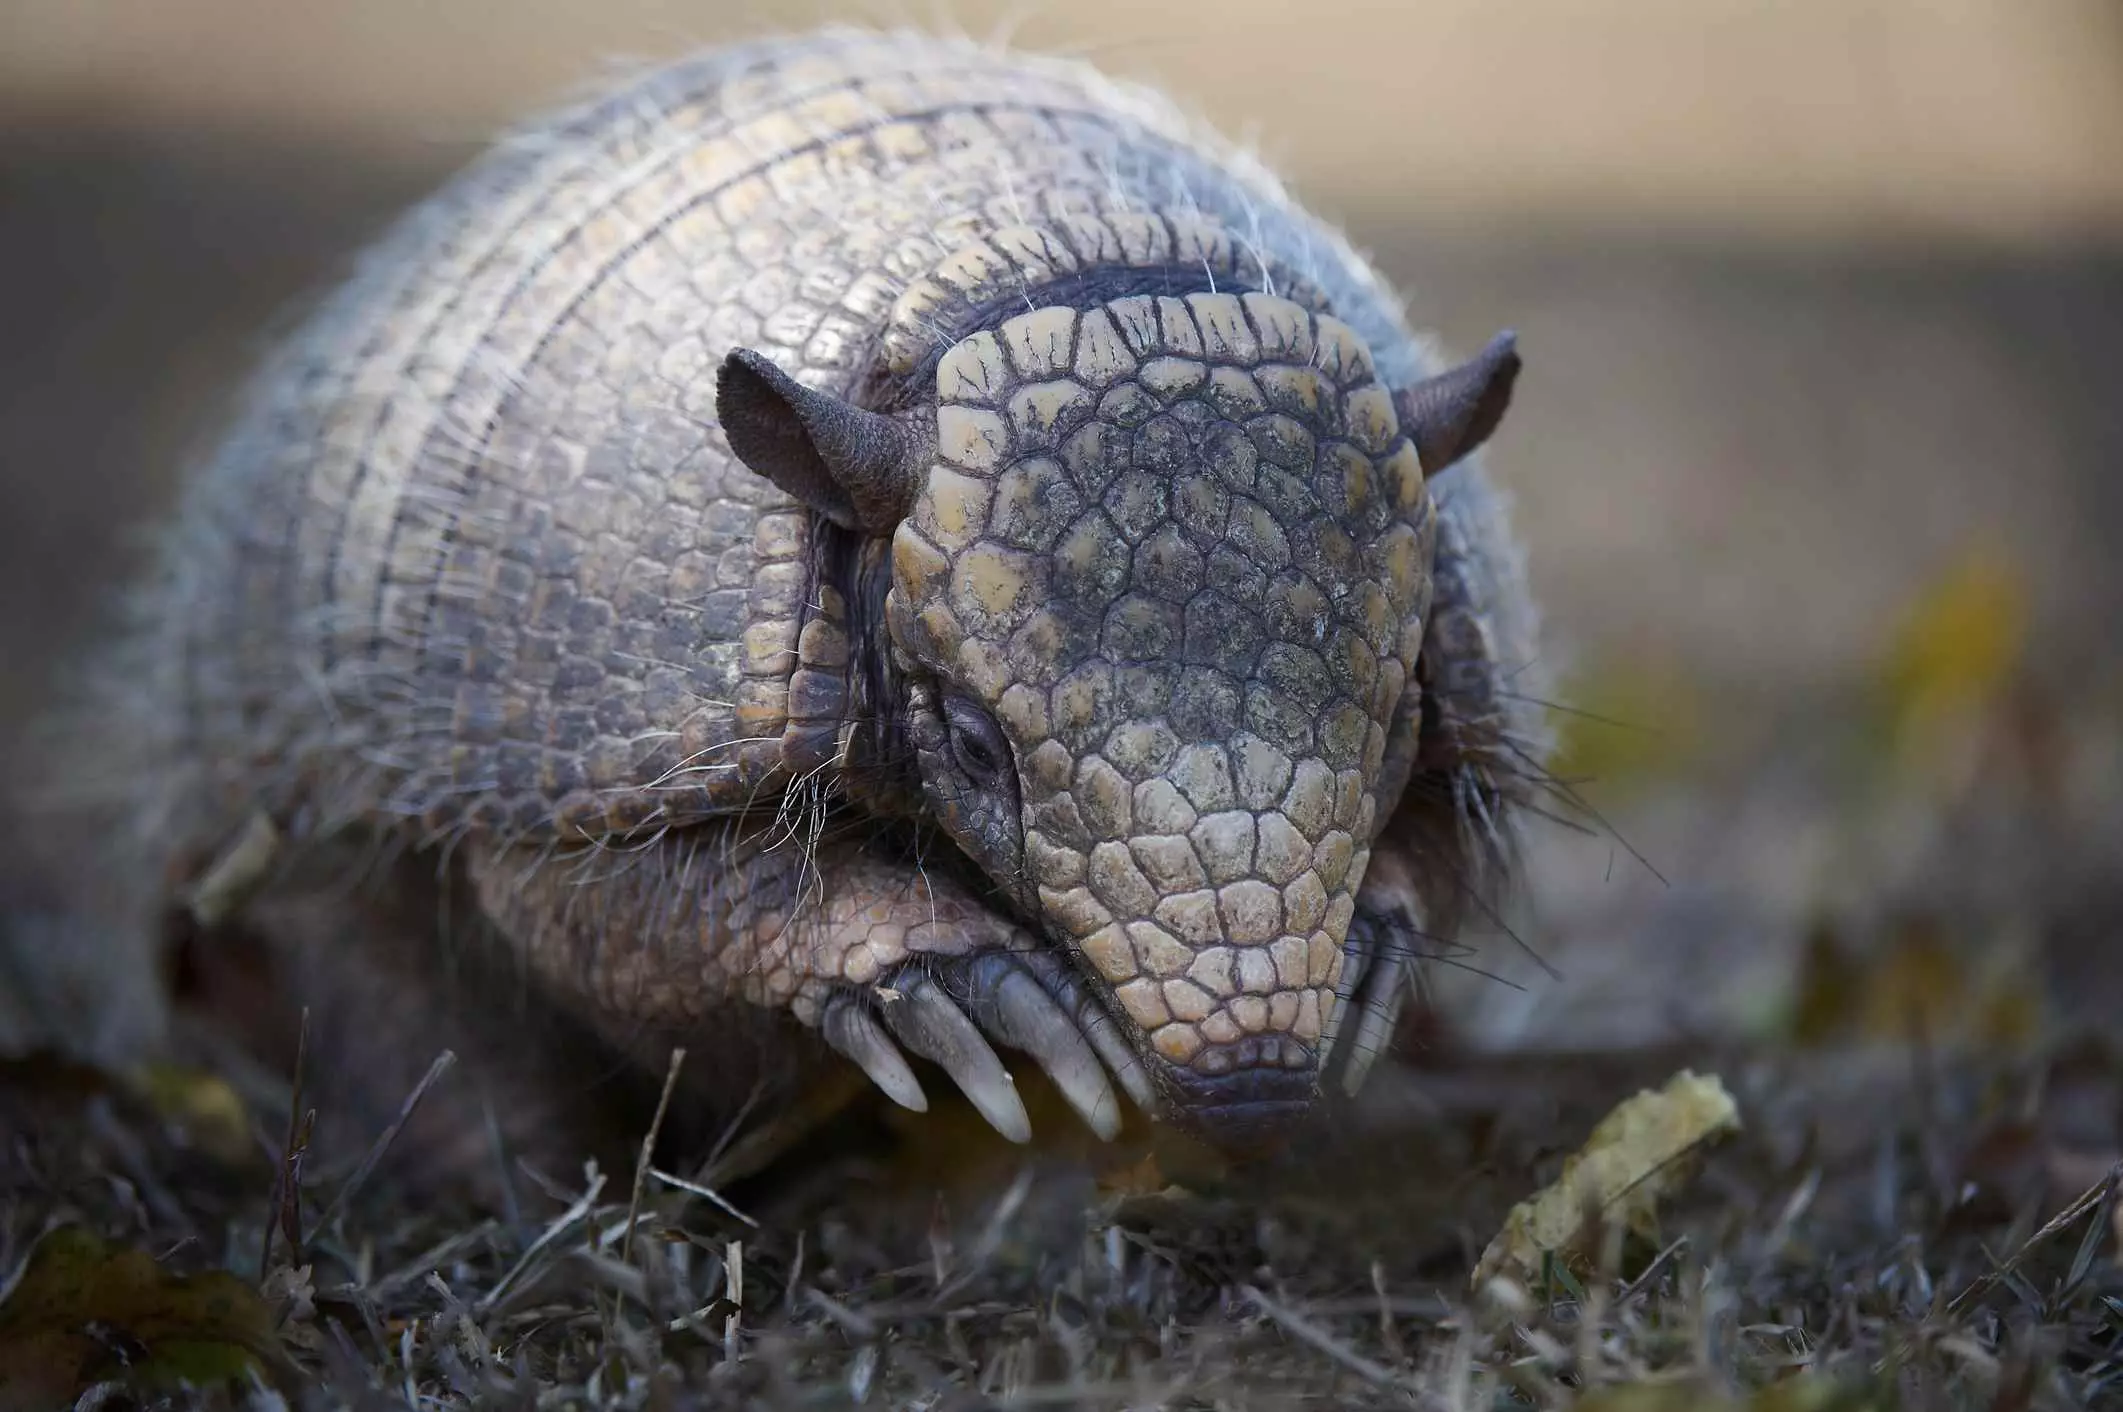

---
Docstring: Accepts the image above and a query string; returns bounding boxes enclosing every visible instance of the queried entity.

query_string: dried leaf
[261,1262,315,1324]
[1473,1070,1740,1289]
[0,1224,295,1410]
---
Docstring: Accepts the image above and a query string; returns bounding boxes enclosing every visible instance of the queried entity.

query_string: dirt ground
[3,6,2122,1406]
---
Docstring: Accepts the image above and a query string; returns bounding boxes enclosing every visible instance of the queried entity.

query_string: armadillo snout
[1158,1056,1318,1151]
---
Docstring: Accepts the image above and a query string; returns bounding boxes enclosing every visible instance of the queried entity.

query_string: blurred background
[2,0,2119,1060]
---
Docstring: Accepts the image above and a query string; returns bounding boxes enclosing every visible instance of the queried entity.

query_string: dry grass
[7,1001,2122,1408]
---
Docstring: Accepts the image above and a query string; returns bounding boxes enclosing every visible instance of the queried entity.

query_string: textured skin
[889,296,1434,1067]
[56,28,1548,1172]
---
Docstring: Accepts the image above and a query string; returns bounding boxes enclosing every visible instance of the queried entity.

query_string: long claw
[879,972,1032,1143]
[822,996,927,1113]
[963,956,1123,1140]
[1017,950,1157,1116]
[1340,952,1410,1097]
[1319,921,1376,1066]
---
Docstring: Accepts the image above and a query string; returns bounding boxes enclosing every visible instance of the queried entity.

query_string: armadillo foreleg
[464,827,1143,1143]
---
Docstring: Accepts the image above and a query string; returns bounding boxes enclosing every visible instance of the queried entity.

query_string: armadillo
[50,28,1548,1184]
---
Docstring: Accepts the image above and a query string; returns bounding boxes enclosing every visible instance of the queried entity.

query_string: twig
[314,1050,456,1236]
[724,1238,744,1363]
[1616,1235,1691,1306]
[696,1065,868,1189]
[363,1221,502,1300]
[481,1098,522,1233]
[1371,1261,1405,1359]
[1241,1284,1414,1393]
[478,1167,607,1313]
[261,1007,312,1281]
[186,811,281,928]
[650,1166,759,1229]
[803,1287,879,1340]
[1947,1162,2122,1316]
[622,1046,687,1266]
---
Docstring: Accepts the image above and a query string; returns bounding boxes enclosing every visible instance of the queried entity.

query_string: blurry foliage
[1545,652,1709,799]
[1576,1375,1887,1412]
[1788,914,2046,1054]
[1780,545,2051,1052]
[0,1051,262,1174]
[1879,545,2027,732]
[1549,543,2033,804]
[132,1061,258,1170]
[1542,544,2060,1060]
[1869,544,2032,792]
[0,1225,292,1409]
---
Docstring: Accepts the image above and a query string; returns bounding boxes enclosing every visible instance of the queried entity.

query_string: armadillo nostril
[1157,1047,1320,1153]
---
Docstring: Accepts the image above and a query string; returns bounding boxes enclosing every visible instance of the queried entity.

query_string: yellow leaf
[0,1225,294,1410]
[1473,1071,1740,1289]
[1877,546,2027,767]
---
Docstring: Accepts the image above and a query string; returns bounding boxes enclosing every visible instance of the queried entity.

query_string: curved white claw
[1015,949,1157,1117]
[822,996,927,1114]
[1321,909,1418,1095]
[1318,925,1374,1067]
[975,959,1123,1140]
[878,972,1033,1143]
[822,948,1155,1141]
[1340,950,1410,1097]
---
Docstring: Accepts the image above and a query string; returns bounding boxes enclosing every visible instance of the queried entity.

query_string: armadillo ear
[716,349,931,534]
[1393,331,1521,478]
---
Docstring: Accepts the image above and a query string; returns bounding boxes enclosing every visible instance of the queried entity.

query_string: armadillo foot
[820,947,1151,1143]
[1321,904,1418,1097]
[470,834,1152,1146]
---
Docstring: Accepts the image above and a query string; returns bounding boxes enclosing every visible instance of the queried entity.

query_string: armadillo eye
[942,695,1010,786]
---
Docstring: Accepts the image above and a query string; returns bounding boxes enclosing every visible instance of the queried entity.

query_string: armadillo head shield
[718,292,1519,1147]
[890,290,1474,1143]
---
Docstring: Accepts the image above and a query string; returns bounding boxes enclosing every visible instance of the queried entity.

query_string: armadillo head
[715,291,1518,1148]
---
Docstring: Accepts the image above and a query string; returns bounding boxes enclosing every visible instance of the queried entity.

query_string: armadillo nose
[1159,1045,1319,1155]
